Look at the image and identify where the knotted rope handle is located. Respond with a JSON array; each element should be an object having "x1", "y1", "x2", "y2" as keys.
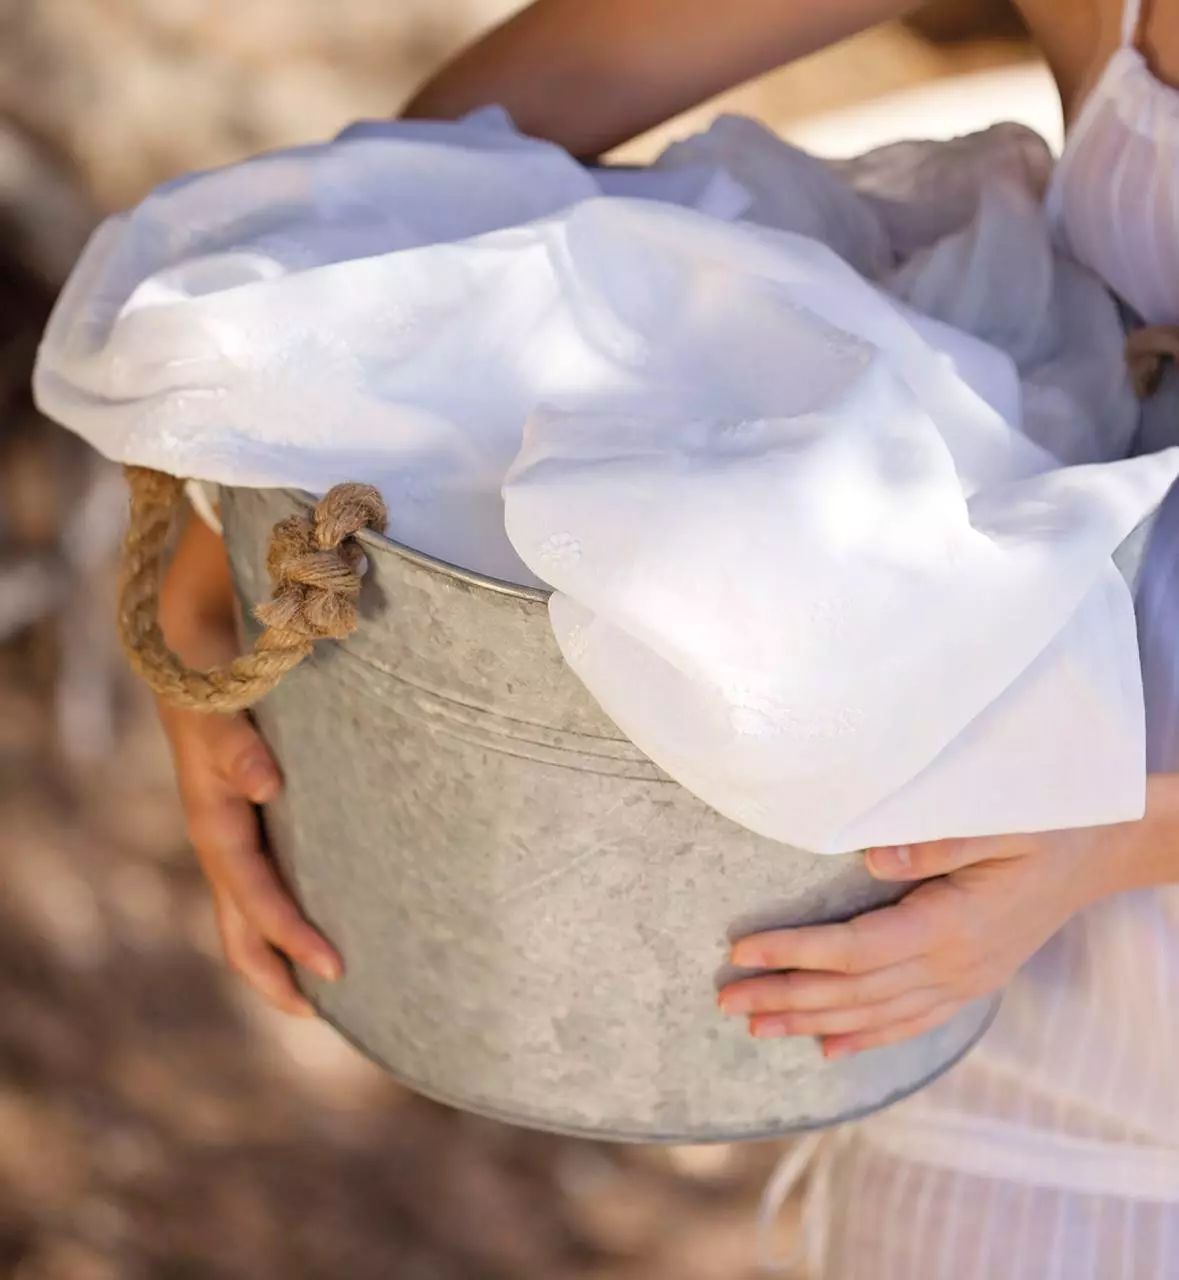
[{"x1": 118, "y1": 466, "x2": 387, "y2": 715}]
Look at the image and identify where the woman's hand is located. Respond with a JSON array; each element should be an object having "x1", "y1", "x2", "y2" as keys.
[
  {"x1": 718, "y1": 785, "x2": 1179, "y2": 1058},
  {"x1": 160, "y1": 701, "x2": 342, "y2": 1016},
  {"x1": 157, "y1": 513, "x2": 342, "y2": 1016}
]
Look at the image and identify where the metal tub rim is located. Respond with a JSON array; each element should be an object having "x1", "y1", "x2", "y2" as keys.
[{"x1": 275, "y1": 486, "x2": 552, "y2": 605}]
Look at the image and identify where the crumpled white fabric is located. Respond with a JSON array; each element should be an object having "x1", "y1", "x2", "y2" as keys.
[{"x1": 33, "y1": 108, "x2": 1179, "y2": 852}]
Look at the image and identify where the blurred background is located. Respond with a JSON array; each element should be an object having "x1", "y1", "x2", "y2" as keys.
[{"x1": 1, "y1": 3, "x2": 1032, "y2": 1277}]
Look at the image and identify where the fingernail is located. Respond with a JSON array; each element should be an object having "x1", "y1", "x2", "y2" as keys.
[
  {"x1": 718, "y1": 992, "x2": 751, "y2": 1015},
  {"x1": 823, "y1": 1042, "x2": 852, "y2": 1060},
  {"x1": 750, "y1": 1019, "x2": 786, "y2": 1039},
  {"x1": 868, "y1": 845, "x2": 911, "y2": 877},
  {"x1": 730, "y1": 944, "x2": 765, "y2": 969},
  {"x1": 311, "y1": 955, "x2": 342, "y2": 982}
]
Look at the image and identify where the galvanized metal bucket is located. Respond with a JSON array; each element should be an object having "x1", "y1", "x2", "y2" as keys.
[{"x1": 212, "y1": 485, "x2": 1046, "y2": 1143}]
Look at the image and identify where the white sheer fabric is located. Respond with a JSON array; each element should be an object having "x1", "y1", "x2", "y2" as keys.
[
  {"x1": 823, "y1": 1132, "x2": 1179, "y2": 1280},
  {"x1": 1048, "y1": 0, "x2": 1179, "y2": 329},
  {"x1": 809, "y1": 3, "x2": 1179, "y2": 1275}
]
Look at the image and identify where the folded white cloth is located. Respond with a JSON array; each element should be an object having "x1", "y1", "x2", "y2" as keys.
[{"x1": 33, "y1": 109, "x2": 1179, "y2": 851}]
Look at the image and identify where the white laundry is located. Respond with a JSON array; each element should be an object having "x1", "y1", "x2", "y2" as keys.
[
  {"x1": 499, "y1": 203, "x2": 1176, "y2": 849},
  {"x1": 32, "y1": 108, "x2": 1179, "y2": 852}
]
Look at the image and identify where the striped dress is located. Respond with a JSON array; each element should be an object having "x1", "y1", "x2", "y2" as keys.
[{"x1": 816, "y1": 2, "x2": 1179, "y2": 1275}]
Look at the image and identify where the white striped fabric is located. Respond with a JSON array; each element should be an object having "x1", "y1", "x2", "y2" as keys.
[
  {"x1": 808, "y1": 2, "x2": 1179, "y2": 1274},
  {"x1": 1047, "y1": 0, "x2": 1179, "y2": 329},
  {"x1": 822, "y1": 1136, "x2": 1179, "y2": 1280}
]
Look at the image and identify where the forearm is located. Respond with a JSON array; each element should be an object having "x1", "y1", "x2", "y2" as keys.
[
  {"x1": 401, "y1": 0, "x2": 919, "y2": 156},
  {"x1": 158, "y1": 512, "x2": 239, "y2": 668},
  {"x1": 1101, "y1": 773, "x2": 1179, "y2": 896}
]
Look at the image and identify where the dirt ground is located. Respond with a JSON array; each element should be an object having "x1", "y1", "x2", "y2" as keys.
[{"x1": 0, "y1": 3, "x2": 1030, "y2": 1276}]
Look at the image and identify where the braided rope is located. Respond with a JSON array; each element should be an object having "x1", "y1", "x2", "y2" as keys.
[{"x1": 117, "y1": 466, "x2": 386, "y2": 714}]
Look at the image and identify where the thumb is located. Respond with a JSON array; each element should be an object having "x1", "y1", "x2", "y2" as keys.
[{"x1": 206, "y1": 713, "x2": 282, "y2": 805}]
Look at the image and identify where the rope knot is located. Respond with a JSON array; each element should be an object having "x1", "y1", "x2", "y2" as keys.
[
  {"x1": 118, "y1": 469, "x2": 387, "y2": 714},
  {"x1": 255, "y1": 485, "x2": 388, "y2": 641}
]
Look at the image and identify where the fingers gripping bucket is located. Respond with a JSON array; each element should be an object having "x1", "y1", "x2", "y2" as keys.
[{"x1": 209, "y1": 484, "x2": 1000, "y2": 1142}]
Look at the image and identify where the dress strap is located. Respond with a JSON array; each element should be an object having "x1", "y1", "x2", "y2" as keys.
[{"x1": 1121, "y1": 0, "x2": 1144, "y2": 46}]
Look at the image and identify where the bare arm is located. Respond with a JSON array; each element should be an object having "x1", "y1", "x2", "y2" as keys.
[
  {"x1": 159, "y1": 512, "x2": 238, "y2": 667},
  {"x1": 402, "y1": 0, "x2": 921, "y2": 157}
]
